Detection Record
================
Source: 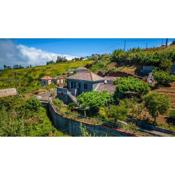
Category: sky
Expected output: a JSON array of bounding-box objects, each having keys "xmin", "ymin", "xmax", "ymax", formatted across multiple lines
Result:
[{"xmin": 0, "ymin": 38, "xmax": 175, "ymax": 68}]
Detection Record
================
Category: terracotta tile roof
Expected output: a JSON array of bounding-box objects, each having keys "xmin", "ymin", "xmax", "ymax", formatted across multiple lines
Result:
[
  {"xmin": 41, "ymin": 76, "xmax": 53, "ymax": 80},
  {"xmin": 67, "ymin": 69, "xmax": 104, "ymax": 81},
  {"xmin": 95, "ymin": 83, "xmax": 116, "ymax": 94}
]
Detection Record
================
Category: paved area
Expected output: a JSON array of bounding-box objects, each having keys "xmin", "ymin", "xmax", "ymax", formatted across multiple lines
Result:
[
  {"xmin": 35, "ymin": 92, "xmax": 51, "ymax": 102},
  {"xmin": 138, "ymin": 128, "xmax": 174, "ymax": 137}
]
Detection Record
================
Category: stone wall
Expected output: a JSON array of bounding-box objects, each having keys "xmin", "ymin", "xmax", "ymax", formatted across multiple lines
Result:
[
  {"xmin": 0, "ymin": 88, "xmax": 17, "ymax": 98},
  {"xmin": 47, "ymin": 102, "xmax": 135, "ymax": 136}
]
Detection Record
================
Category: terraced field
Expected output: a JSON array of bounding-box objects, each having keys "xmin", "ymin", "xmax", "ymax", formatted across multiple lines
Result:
[{"xmin": 154, "ymin": 83, "xmax": 175, "ymax": 108}]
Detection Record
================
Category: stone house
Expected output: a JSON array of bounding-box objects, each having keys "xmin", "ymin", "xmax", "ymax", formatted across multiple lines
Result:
[
  {"xmin": 52, "ymin": 76, "xmax": 66, "ymax": 87},
  {"xmin": 66, "ymin": 67, "xmax": 105, "ymax": 96},
  {"xmin": 57, "ymin": 67, "xmax": 116, "ymax": 103},
  {"xmin": 139, "ymin": 66, "xmax": 154, "ymax": 76},
  {"xmin": 40, "ymin": 76, "xmax": 53, "ymax": 86}
]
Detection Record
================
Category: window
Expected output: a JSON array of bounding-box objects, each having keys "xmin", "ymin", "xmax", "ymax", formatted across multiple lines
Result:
[
  {"xmin": 73, "ymin": 82, "xmax": 76, "ymax": 88},
  {"xmin": 70, "ymin": 81, "xmax": 76, "ymax": 88},
  {"xmin": 78, "ymin": 83, "xmax": 81, "ymax": 89},
  {"xmin": 84, "ymin": 83, "xmax": 88, "ymax": 90},
  {"xmin": 71, "ymin": 82, "xmax": 73, "ymax": 88}
]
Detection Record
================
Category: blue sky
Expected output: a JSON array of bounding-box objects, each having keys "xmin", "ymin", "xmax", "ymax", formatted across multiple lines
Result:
[
  {"xmin": 0, "ymin": 38, "xmax": 175, "ymax": 68},
  {"xmin": 13, "ymin": 38, "xmax": 175, "ymax": 57}
]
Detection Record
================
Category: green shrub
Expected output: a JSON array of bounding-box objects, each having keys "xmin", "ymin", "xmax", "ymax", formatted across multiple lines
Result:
[
  {"xmin": 144, "ymin": 92, "xmax": 171, "ymax": 124},
  {"xmin": 108, "ymin": 103, "xmax": 128, "ymax": 122},
  {"xmin": 159, "ymin": 59, "xmax": 173, "ymax": 72},
  {"xmin": 98, "ymin": 102, "xmax": 129, "ymax": 123},
  {"xmin": 80, "ymin": 123, "xmax": 92, "ymax": 136},
  {"xmin": 169, "ymin": 109, "xmax": 175, "ymax": 118},
  {"xmin": 77, "ymin": 91, "xmax": 112, "ymax": 112},
  {"xmin": 0, "ymin": 96, "xmax": 64, "ymax": 136},
  {"xmin": 98, "ymin": 107, "xmax": 109, "ymax": 120},
  {"xmin": 52, "ymin": 98, "xmax": 63, "ymax": 108},
  {"xmin": 111, "ymin": 47, "xmax": 175, "ymax": 66},
  {"xmin": 114, "ymin": 77, "xmax": 150, "ymax": 99},
  {"xmin": 153, "ymin": 70, "xmax": 175, "ymax": 86},
  {"xmin": 121, "ymin": 98, "xmax": 144, "ymax": 118},
  {"xmin": 25, "ymin": 97, "xmax": 42, "ymax": 112}
]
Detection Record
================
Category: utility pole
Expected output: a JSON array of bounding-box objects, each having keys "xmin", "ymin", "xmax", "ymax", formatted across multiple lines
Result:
[
  {"xmin": 123, "ymin": 40, "xmax": 126, "ymax": 51},
  {"xmin": 165, "ymin": 38, "xmax": 168, "ymax": 47}
]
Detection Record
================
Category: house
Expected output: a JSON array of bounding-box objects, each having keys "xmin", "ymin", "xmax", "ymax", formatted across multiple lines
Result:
[
  {"xmin": 139, "ymin": 66, "xmax": 154, "ymax": 76},
  {"xmin": 66, "ymin": 67, "xmax": 105, "ymax": 96},
  {"xmin": 172, "ymin": 64, "xmax": 175, "ymax": 74},
  {"xmin": 52, "ymin": 76, "xmax": 66, "ymax": 87},
  {"xmin": 40, "ymin": 76, "xmax": 53, "ymax": 86},
  {"xmin": 57, "ymin": 67, "xmax": 116, "ymax": 103}
]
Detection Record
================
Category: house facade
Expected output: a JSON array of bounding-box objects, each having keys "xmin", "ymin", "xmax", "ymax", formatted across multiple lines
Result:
[
  {"xmin": 172, "ymin": 64, "xmax": 175, "ymax": 74},
  {"xmin": 57, "ymin": 67, "xmax": 116, "ymax": 103},
  {"xmin": 139, "ymin": 66, "xmax": 154, "ymax": 76},
  {"xmin": 52, "ymin": 76, "xmax": 66, "ymax": 87},
  {"xmin": 40, "ymin": 76, "xmax": 53, "ymax": 86},
  {"xmin": 66, "ymin": 67, "xmax": 104, "ymax": 96}
]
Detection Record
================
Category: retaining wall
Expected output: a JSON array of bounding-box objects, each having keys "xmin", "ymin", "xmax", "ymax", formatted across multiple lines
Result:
[
  {"xmin": 47, "ymin": 102, "xmax": 135, "ymax": 136},
  {"xmin": 0, "ymin": 88, "xmax": 17, "ymax": 98}
]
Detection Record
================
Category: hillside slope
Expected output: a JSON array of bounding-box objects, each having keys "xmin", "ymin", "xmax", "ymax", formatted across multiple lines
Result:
[{"xmin": 0, "ymin": 60, "xmax": 92, "ymax": 94}]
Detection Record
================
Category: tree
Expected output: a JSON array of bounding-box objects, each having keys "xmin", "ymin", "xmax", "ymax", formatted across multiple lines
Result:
[
  {"xmin": 114, "ymin": 77, "xmax": 150, "ymax": 99},
  {"xmin": 121, "ymin": 98, "xmax": 144, "ymax": 119},
  {"xmin": 108, "ymin": 103, "xmax": 128, "ymax": 123},
  {"xmin": 153, "ymin": 70, "xmax": 175, "ymax": 86},
  {"xmin": 77, "ymin": 91, "xmax": 112, "ymax": 113},
  {"xmin": 110, "ymin": 46, "xmax": 175, "ymax": 66},
  {"xmin": 144, "ymin": 93, "xmax": 171, "ymax": 124},
  {"xmin": 56, "ymin": 56, "xmax": 67, "ymax": 62},
  {"xmin": 46, "ymin": 60, "xmax": 55, "ymax": 65},
  {"xmin": 159, "ymin": 59, "xmax": 173, "ymax": 72},
  {"xmin": 112, "ymin": 49, "xmax": 127, "ymax": 64}
]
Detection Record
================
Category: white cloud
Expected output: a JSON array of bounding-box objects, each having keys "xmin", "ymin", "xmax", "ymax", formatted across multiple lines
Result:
[{"xmin": 0, "ymin": 39, "xmax": 76, "ymax": 68}]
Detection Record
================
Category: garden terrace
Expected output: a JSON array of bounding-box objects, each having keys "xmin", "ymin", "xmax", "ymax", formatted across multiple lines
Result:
[{"xmin": 154, "ymin": 83, "xmax": 175, "ymax": 108}]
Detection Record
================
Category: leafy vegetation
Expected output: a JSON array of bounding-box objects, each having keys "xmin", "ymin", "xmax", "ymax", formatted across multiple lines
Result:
[
  {"xmin": 153, "ymin": 70, "xmax": 175, "ymax": 86},
  {"xmin": 80, "ymin": 124, "xmax": 92, "ymax": 136},
  {"xmin": 0, "ymin": 60, "xmax": 92, "ymax": 94},
  {"xmin": 114, "ymin": 77, "xmax": 150, "ymax": 99},
  {"xmin": 0, "ymin": 96, "xmax": 65, "ymax": 136},
  {"xmin": 89, "ymin": 54, "xmax": 111, "ymax": 73},
  {"xmin": 144, "ymin": 92, "xmax": 171, "ymax": 124},
  {"xmin": 112, "ymin": 46, "xmax": 175, "ymax": 66},
  {"xmin": 52, "ymin": 98, "xmax": 102, "ymax": 125},
  {"xmin": 108, "ymin": 103, "xmax": 128, "ymax": 123},
  {"xmin": 1, "ymin": 43, "xmax": 175, "ymax": 136},
  {"xmin": 159, "ymin": 58, "xmax": 173, "ymax": 72},
  {"xmin": 77, "ymin": 91, "xmax": 112, "ymax": 113}
]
